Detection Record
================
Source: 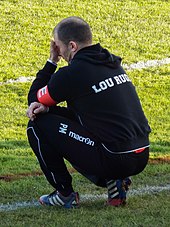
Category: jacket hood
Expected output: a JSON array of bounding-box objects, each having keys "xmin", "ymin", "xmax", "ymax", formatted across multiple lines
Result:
[{"xmin": 72, "ymin": 43, "xmax": 122, "ymax": 69}]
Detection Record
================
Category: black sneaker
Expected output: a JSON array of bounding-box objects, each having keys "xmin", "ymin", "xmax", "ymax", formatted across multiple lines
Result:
[
  {"xmin": 107, "ymin": 177, "xmax": 132, "ymax": 207},
  {"xmin": 39, "ymin": 191, "xmax": 79, "ymax": 209}
]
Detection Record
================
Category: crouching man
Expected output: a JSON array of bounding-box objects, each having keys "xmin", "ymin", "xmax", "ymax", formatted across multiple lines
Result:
[{"xmin": 26, "ymin": 16, "xmax": 151, "ymax": 208}]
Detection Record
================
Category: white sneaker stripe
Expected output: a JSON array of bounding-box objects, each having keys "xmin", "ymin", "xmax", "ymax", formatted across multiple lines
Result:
[
  {"xmin": 49, "ymin": 197, "xmax": 55, "ymax": 205},
  {"xmin": 51, "ymin": 196, "xmax": 61, "ymax": 206},
  {"xmin": 109, "ymin": 187, "xmax": 118, "ymax": 194},
  {"xmin": 54, "ymin": 195, "xmax": 65, "ymax": 205},
  {"xmin": 110, "ymin": 192, "xmax": 119, "ymax": 198},
  {"xmin": 107, "ymin": 183, "xmax": 116, "ymax": 190}
]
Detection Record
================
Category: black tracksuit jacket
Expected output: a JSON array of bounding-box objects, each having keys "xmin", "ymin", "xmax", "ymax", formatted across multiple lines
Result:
[{"xmin": 28, "ymin": 43, "xmax": 151, "ymax": 152}]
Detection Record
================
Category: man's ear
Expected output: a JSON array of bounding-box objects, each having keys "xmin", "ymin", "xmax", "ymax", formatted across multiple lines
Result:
[{"xmin": 69, "ymin": 41, "xmax": 78, "ymax": 52}]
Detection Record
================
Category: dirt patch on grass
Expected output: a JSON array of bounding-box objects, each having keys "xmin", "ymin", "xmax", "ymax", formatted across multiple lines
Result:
[
  {"xmin": 149, "ymin": 157, "xmax": 170, "ymax": 164},
  {"xmin": 1, "ymin": 157, "xmax": 170, "ymax": 182},
  {"xmin": 0, "ymin": 167, "xmax": 76, "ymax": 182},
  {"xmin": 0, "ymin": 171, "xmax": 42, "ymax": 182}
]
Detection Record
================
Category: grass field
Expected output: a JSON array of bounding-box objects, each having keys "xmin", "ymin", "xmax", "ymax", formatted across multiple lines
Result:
[{"xmin": 0, "ymin": 0, "xmax": 170, "ymax": 226}]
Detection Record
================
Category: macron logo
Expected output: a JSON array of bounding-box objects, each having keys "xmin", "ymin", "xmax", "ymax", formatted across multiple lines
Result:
[{"xmin": 69, "ymin": 131, "xmax": 94, "ymax": 146}]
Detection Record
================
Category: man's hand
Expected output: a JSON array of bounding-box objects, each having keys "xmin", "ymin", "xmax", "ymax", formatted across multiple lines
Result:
[
  {"xmin": 26, "ymin": 102, "xmax": 49, "ymax": 121},
  {"xmin": 49, "ymin": 39, "xmax": 61, "ymax": 63}
]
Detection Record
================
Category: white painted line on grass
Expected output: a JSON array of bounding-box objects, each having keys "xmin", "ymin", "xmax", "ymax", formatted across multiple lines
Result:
[
  {"xmin": 0, "ymin": 201, "xmax": 40, "ymax": 212},
  {"xmin": 0, "ymin": 58, "xmax": 170, "ymax": 86},
  {"xmin": 0, "ymin": 184, "xmax": 170, "ymax": 212},
  {"xmin": 0, "ymin": 76, "xmax": 34, "ymax": 85},
  {"xmin": 81, "ymin": 184, "xmax": 170, "ymax": 201},
  {"xmin": 123, "ymin": 57, "xmax": 170, "ymax": 70}
]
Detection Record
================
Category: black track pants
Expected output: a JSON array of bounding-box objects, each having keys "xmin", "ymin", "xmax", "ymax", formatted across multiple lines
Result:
[{"xmin": 27, "ymin": 109, "xmax": 149, "ymax": 193}]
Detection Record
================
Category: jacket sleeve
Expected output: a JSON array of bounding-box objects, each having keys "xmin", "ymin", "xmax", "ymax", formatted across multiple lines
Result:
[{"xmin": 27, "ymin": 61, "xmax": 57, "ymax": 105}]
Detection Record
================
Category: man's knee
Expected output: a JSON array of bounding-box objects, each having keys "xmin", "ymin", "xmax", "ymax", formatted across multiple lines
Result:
[
  {"xmin": 27, "ymin": 119, "xmax": 35, "ymax": 128},
  {"xmin": 27, "ymin": 114, "xmax": 48, "ymax": 128}
]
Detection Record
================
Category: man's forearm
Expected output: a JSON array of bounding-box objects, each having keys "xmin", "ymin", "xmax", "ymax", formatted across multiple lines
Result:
[{"xmin": 28, "ymin": 61, "xmax": 57, "ymax": 105}]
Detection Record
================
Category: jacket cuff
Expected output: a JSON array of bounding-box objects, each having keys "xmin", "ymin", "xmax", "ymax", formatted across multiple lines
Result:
[{"xmin": 41, "ymin": 61, "xmax": 57, "ymax": 75}]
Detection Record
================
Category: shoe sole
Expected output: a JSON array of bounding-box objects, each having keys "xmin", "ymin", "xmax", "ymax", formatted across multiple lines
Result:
[{"xmin": 106, "ymin": 198, "xmax": 126, "ymax": 207}]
